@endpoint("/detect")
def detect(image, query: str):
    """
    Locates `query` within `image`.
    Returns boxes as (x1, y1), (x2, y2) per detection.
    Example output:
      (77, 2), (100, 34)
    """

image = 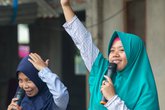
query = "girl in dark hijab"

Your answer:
(7, 53), (69, 110)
